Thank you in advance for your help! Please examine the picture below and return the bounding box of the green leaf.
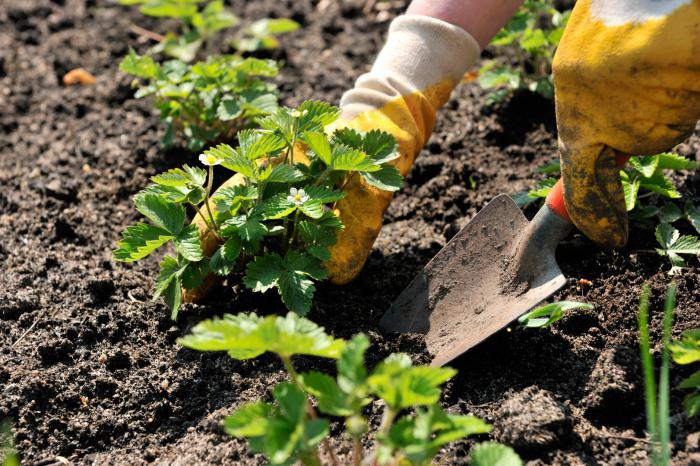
[685,202,700,235]
[153,255,186,300]
[140,1,198,18]
[224,402,273,437]
[263,164,307,183]
[243,253,285,292]
[299,372,353,416]
[669,329,700,364]
[640,171,681,199]
[174,224,203,261]
[285,250,328,281]
[208,144,256,179]
[360,129,400,164]
[120,49,160,79]
[113,223,173,262]
[657,152,697,171]
[249,18,300,36]
[517,301,593,328]
[684,393,700,417]
[361,165,403,192]
[297,100,341,133]
[152,164,207,188]
[303,186,346,204]
[222,211,269,243]
[470,442,523,466]
[216,98,242,121]
[134,193,186,235]
[262,193,297,220]
[658,203,684,224]
[181,259,209,289]
[368,354,456,410]
[620,171,640,211]
[536,159,561,175]
[629,156,660,178]
[299,199,324,219]
[330,145,378,172]
[237,129,286,161]
[278,272,316,315]
[337,334,370,393]
[178,311,346,360]
[213,185,258,215]
[679,370,700,390]
[210,236,242,276]
[656,223,700,269]
[303,131,332,165]
[164,277,183,320]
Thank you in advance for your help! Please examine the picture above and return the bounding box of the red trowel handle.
[545,153,631,223]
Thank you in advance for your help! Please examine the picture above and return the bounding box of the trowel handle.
[545,153,631,223]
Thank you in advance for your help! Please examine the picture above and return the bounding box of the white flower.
[287,187,309,205]
[199,153,222,166]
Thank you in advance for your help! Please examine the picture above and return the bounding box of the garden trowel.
[380,179,574,367]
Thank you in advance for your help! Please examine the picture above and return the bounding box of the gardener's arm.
[327,0,524,284]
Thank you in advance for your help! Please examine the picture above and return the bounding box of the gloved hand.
[185,14,481,302]
[553,0,700,249]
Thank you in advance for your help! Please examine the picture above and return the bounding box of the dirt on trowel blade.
[380,194,568,367]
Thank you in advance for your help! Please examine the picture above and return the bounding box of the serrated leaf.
[208,144,257,179]
[361,129,399,164]
[264,164,307,183]
[685,202,700,235]
[629,155,660,178]
[181,259,208,289]
[337,334,370,393]
[178,311,345,359]
[120,49,160,79]
[216,98,242,121]
[659,203,683,223]
[299,198,324,219]
[134,193,186,235]
[237,129,286,161]
[224,402,273,437]
[362,165,403,192]
[174,224,203,261]
[297,100,341,133]
[517,301,593,328]
[153,255,186,300]
[330,145,379,172]
[222,212,268,243]
[303,131,332,165]
[657,152,697,170]
[620,170,640,211]
[656,223,700,270]
[152,165,206,188]
[278,272,315,315]
[213,185,258,215]
[262,193,297,220]
[679,370,700,390]
[243,253,285,292]
[113,223,173,261]
[164,277,183,320]
[303,186,346,204]
[669,329,700,364]
[684,393,700,417]
[284,250,328,281]
[470,442,523,466]
[368,355,456,410]
[299,372,354,416]
[640,171,681,199]
[210,236,242,276]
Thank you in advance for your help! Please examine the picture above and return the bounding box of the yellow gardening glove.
[324,15,480,283]
[185,14,481,300]
[553,0,700,248]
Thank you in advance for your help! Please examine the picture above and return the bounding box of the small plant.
[654,223,700,274]
[120,50,280,151]
[669,328,700,417]
[113,101,404,319]
[638,283,676,466]
[1,420,19,466]
[518,301,593,328]
[120,0,298,61]
[478,0,570,104]
[178,312,522,466]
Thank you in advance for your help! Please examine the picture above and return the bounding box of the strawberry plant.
[119,0,298,61]
[478,0,570,104]
[120,50,280,151]
[670,328,700,417]
[178,312,522,466]
[113,101,404,319]
[518,301,593,328]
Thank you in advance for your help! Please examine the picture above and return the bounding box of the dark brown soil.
[2,1,700,465]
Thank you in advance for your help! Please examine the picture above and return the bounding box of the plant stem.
[659,283,676,466]
[204,165,220,233]
[281,357,340,466]
[379,406,396,436]
[352,437,362,466]
[638,285,658,458]
[288,211,300,249]
[191,203,219,239]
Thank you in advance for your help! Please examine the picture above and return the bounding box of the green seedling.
[178,312,521,466]
[470,442,523,466]
[1,420,19,466]
[669,328,700,417]
[655,223,700,274]
[518,301,593,328]
[638,283,676,466]
[120,0,299,61]
[120,50,280,152]
[113,100,404,319]
[478,0,570,103]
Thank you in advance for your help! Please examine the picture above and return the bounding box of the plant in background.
[178,312,522,466]
[638,283,676,466]
[478,0,570,104]
[120,50,280,151]
[1,420,19,466]
[515,153,699,273]
[669,328,700,417]
[120,0,299,61]
[518,301,593,328]
[113,101,404,319]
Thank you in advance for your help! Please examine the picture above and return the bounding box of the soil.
[2,0,700,465]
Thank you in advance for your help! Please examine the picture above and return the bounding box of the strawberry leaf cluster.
[120,50,280,152]
[113,101,403,319]
[178,312,522,466]
[119,0,298,62]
